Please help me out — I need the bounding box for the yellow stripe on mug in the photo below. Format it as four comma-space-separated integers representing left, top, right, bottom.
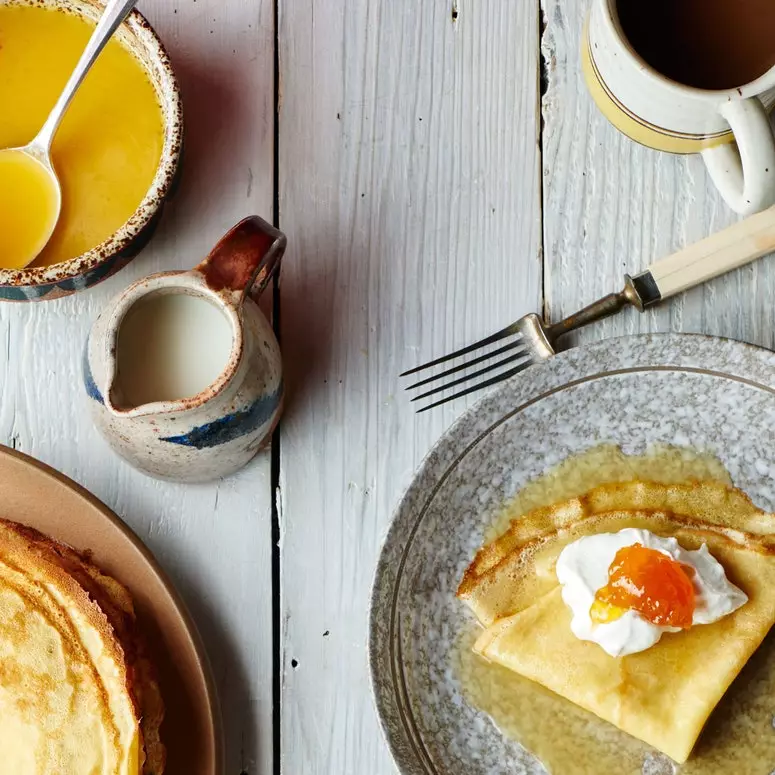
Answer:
581, 24, 733, 156
583, 0, 775, 215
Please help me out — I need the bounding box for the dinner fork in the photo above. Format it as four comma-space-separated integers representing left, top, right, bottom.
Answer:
403, 205, 775, 411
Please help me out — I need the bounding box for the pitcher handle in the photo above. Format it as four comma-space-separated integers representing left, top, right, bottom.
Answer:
196, 215, 287, 304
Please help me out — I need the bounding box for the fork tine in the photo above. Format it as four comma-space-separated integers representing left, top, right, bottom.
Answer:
400, 322, 521, 377
411, 350, 532, 402
404, 340, 529, 390
415, 358, 536, 412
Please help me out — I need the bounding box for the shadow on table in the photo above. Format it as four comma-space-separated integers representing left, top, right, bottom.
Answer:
152, 549, 263, 774
278, 235, 362, 420
186, 576, 262, 773
143, 53, 270, 255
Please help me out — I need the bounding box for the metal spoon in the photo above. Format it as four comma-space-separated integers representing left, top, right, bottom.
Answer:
0, 0, 138, 268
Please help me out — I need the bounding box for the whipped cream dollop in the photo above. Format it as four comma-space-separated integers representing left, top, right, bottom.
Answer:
555, 528, 748, 657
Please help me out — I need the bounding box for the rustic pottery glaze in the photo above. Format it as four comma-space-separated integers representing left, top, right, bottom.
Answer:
0, 0, 183, 302
370, 334, 775, 775
84, 216, 285, 483
583, 0, 775, 215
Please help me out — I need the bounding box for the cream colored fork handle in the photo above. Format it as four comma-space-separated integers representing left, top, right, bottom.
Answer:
648, 205, 775, 300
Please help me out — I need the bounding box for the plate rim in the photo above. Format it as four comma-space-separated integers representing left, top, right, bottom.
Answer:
368, 332, 775, 775
0, 443, 224, 774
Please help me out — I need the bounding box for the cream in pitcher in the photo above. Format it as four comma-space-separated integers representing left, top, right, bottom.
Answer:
84, 216, 285, 483
583, 0, 775, 215
115, 293, 234, 407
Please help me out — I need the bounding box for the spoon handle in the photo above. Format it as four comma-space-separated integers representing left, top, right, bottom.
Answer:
31, 0, 138, 154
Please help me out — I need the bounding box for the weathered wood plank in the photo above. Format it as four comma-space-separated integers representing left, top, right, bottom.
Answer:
542, 0, 775, 349
278, 0, 542, 771
0, 2, 276, 771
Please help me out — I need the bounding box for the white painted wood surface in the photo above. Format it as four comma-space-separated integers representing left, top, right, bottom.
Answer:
3, 1, 773, 773
542, 0, 775, 351
278, 0, 775, 773
0, 1, 276, 773
277, 0, 541, 772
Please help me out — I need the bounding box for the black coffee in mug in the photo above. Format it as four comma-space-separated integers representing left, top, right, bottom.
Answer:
616, 0, 775, 91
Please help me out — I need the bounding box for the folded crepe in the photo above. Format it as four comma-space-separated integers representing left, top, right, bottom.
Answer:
458, 480, 775, 763
0, 518, 164, 775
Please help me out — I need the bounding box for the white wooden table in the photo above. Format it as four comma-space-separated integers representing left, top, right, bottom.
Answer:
2, 1, 773, 773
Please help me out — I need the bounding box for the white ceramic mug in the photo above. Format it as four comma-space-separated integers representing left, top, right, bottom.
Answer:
583, 0, 775, 215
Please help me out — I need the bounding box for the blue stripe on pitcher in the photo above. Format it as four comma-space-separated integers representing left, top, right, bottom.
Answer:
82, 341, 104, 404
160, 383, 283, 449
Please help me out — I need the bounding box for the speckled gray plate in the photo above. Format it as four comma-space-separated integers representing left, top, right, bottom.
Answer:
369, 334, 775, 775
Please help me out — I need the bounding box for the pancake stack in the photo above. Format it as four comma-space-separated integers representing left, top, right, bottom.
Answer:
0, 518, 164, 774
458, 480, 775, 762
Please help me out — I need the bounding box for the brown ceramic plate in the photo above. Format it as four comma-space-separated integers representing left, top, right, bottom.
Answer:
0, 444, 222, 774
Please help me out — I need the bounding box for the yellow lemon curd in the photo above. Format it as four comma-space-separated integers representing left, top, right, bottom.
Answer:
0, 150, 60, 268
0, 5, 164, 270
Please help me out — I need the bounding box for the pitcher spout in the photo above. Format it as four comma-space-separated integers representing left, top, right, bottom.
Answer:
106, 384, 162, 418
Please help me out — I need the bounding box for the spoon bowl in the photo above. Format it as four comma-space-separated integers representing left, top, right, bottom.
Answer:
0, 147, 61, 270
0, 0, 137, 269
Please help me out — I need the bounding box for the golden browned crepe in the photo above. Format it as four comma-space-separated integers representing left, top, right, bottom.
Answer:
458, 480, 775, 763
0, 518, 164, 774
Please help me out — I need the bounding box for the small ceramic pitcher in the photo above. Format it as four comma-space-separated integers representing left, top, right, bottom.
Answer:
84, 216, 285, 482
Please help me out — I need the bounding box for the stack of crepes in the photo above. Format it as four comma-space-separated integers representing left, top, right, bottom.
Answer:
457, 480, 775, 763
0, 518, 164, 774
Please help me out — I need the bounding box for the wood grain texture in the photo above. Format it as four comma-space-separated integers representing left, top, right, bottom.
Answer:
541, 0, 775, 350
0, 1, 276, 772
277, 0, 541, 771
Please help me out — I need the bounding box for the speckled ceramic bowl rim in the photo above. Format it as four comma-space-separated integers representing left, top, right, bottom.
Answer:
0, 0, 183, 289
368, 332, 775, 775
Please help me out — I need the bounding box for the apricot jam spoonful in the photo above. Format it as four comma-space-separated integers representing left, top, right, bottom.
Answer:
0, 0, 137, 270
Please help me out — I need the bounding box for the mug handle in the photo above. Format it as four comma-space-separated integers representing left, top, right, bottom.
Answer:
701, 98, 775, 216
195, 215, 287, 304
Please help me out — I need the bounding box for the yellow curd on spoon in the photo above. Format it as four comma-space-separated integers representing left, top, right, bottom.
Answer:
0, 5, 164, 270
0, 150, 60, 269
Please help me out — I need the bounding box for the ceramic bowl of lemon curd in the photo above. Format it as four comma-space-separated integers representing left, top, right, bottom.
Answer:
0, 0, 182, 302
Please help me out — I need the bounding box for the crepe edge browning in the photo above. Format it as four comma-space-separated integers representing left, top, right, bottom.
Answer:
0, 518, 165, 775
455, 478, 775, 763
457, 479, 775, 606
